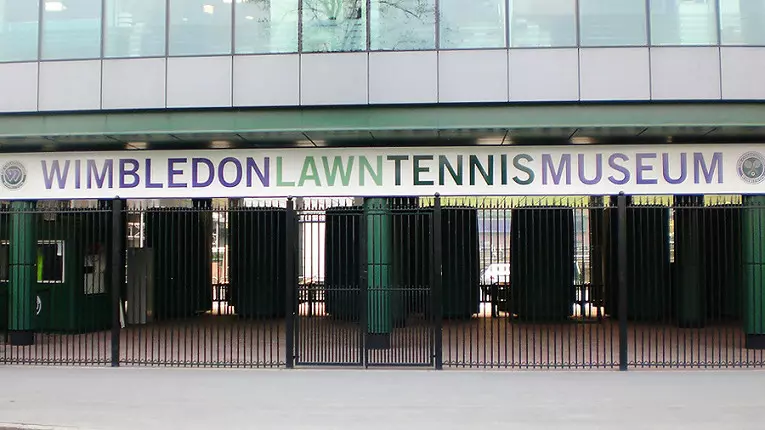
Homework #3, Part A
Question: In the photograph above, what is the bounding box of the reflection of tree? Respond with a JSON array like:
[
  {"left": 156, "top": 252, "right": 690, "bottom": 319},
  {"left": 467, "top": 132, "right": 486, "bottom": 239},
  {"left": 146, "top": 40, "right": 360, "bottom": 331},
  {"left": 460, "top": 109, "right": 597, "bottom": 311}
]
[{"left": 302, "top": 0, "right": 435, "bottom": 51}]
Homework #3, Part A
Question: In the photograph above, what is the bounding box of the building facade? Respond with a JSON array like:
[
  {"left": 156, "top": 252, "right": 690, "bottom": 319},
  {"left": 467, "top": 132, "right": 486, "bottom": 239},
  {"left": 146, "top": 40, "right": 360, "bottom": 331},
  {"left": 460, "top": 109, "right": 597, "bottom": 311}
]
[{"left": 1, "top": 0, "right": 765, "bottom": 370}]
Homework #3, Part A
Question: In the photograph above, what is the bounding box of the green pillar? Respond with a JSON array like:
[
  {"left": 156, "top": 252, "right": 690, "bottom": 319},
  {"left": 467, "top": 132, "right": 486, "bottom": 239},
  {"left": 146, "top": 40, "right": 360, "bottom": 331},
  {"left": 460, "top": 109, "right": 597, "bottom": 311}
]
[
  {"left": 744, "top": 195, "right": 765, "bottom": 349},
  {"left": 675, "top": 195, "right": 705, "bottom": 328},
  {"left": 365, "top": 198, "right": 392, "bottom": 350},
  {"left": 8, "top": 201, "right": 36, "bottom": 346}
]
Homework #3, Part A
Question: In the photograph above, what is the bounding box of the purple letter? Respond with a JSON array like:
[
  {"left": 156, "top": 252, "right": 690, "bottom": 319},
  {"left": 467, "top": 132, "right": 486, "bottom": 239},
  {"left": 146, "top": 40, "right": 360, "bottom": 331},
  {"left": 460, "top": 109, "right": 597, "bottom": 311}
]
[
  {"left": 218, "top": 157, "right": 243, "bottom": 188},
  {"left": 608, "top": 153, "right": 630, "bottom": 185},
  {"left": 246, "top": 157, "right": 270, "bottom": 187},
  {"left": 662, "top": 153, "right": 687, "bottom": 185},
  {"left": 694, "top": 152, "right": 723, "bottom": 184},
  {"left": 542, "top": 154, "right": 571, "bottom": 185},
  {"left": 192, "top": 158, "right": 214, "bottom": 188},
  {"left": 577, "top": 153, "right": 602, "bottom": 185},
  {"left": 120, "top": 159, "right": 139, "bottom": 188},
  {"left": 635, "top": 153, "right": 657, "bottom": 185},
  {"left": 145, "top": 159, "right": 163, "bottom": 189},
  {"left": 41, "top": 160, "right": 70, "bottom": 189},
  {"left": 86, "top": 159, "right": 114, "bottom": 189},
  {"left": 168, "top": 158, "right": 187, "bottom": 188}
]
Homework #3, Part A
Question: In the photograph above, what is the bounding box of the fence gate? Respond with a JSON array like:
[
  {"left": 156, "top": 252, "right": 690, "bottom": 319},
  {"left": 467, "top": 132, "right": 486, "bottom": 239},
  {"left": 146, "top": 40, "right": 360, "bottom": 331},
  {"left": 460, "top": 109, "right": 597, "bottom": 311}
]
[{"left": 294, "top": 199, "right": 435, "bottom": 367}]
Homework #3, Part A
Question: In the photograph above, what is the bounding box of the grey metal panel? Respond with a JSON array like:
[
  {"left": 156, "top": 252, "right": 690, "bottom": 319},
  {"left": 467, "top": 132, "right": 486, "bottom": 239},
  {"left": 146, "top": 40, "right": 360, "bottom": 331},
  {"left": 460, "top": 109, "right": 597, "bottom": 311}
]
[
  {"left": 580, "top": 48, "right": 650, "bottom": 101},
  {"left": 368, "top": 51, "right": 438, "bottom": 104},
  {"left": 300, "top": 53, "right": 368, "bottom": 106},
  {"left": 650, "top": 47, "right": 721, "bottom": 100},
  {"left": 720, "top": 47, "right": 765, "bottom": 100},
  {"left": 102, "top": 58, "right": 167, "bottom": 110},
  {"left": 509, "top": 48, "right": 578, "bottom": 102},
  {"left": 233, "top": 54, "right": 300, "bottom": 107},
  {"left": 438, "top": 50, "right": 509, "bottom": 103},
  {"left": 38, "top": 60, "right": 102, "bottom": 112},
  {"left": 0, "top": 62, "right": 39, "bottom": 113},
  {"left": 166, "top": 56, "right": 233, "bottom": 108}
]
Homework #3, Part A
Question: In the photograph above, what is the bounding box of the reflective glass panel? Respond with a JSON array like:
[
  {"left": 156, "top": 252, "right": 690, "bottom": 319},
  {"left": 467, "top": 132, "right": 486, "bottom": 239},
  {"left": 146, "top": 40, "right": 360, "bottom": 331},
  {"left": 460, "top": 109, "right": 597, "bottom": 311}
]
[
  {"left": 41, "top": 0, "right": 102, "bottom": 60},
  {"left": 439, "top": 0, "right": 506, "bottom": 49},
  {"left": 169, "top": 0, "right": 232, "bottom": 56},
  {"left": 509, "top": 0, "right": 576, "bottom": 47},
  {"left": 105, "top": 0, "right": 166, "bottom": 57},
  {"left": 235, "top": 0, "right": 298, "bottom": 54},
  {"left": 579, "top": 0, "right": 648, "bottom": 46},
  {"left": 650, "top": 0, "right": 718, "bottom": 45},
  {"left": 0, "top": 0, "right": 39, "bottom": 62},
  {"left": 370, "top": 0, "right": 436, "bottom": 50},
  {"left": 302, "top": 0, "right": 366, "bottom": 52},
  {"left": 719, "top": 0, "right": 765, "bottom": 45}
]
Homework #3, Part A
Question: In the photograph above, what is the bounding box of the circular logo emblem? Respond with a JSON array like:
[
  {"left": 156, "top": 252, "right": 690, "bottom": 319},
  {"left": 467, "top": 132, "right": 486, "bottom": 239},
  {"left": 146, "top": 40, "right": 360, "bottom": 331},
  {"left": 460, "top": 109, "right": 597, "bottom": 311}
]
[
  {"left": 1, "top": 161, "right": 26, "bottom": 190},
  {"left": 737, "top": 152, "right": 765, "bottom": 184},
  {"left": 36, "top": 295, "right": 42, "bottom": 316}
]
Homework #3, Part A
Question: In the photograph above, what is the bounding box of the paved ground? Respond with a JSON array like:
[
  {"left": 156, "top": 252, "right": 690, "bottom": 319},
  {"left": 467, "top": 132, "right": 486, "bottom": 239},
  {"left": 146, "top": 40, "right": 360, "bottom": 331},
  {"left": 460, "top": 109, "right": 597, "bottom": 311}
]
[{"left": 0, "top": 367, "right": 764, "bottom": 430}]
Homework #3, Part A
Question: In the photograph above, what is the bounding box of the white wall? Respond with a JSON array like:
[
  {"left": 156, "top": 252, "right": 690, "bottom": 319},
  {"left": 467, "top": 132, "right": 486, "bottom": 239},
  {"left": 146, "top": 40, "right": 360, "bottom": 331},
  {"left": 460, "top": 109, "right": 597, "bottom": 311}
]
[{"left": 0, "top": 47, "right": 761, "bottom": 113}]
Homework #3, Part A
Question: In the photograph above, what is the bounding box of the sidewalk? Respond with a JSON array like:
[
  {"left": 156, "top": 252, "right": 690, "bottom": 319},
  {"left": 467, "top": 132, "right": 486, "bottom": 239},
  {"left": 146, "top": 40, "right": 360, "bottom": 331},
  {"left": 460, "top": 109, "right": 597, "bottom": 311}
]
[{"left": 1, "top": 366, "right": 764, "bottom": 430}]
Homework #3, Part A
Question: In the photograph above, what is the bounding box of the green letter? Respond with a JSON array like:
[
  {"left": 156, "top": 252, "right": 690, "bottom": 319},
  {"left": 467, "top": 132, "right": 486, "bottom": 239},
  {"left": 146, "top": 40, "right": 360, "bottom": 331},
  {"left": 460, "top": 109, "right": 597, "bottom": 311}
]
[
  {"left": 276, "top": 156, "right": 295, "bottom": 187},
  {"left": 322, "top": 156, "right": 354, "bottom": 187},
  {"left": 469, "top": 155, "right": 494, "bottom": 186},
  {"left": 386, "top": 155, "right": 408, "bottom": 186},
  {"left": 298, "top": 156, "right": 322, "bottom": 187},
  {"left": 439, "top": 155, "right": 463, "bottom": 185},
  {"left": 513, "top": 154, "right": 534, "bottom": 185},
  {"left": 360, "top": 156, "right": 383, "bottom": 186},
  {"left": 413, "top": 155, "right": 434, "bottom": 186}
]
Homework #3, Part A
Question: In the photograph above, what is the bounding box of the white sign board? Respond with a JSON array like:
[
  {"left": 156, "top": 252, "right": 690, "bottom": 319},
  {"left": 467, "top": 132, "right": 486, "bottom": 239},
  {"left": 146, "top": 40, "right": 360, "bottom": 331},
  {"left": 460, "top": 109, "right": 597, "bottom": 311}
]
[{"left": 0, "top": 144, "right": 763, "bottom": 199}]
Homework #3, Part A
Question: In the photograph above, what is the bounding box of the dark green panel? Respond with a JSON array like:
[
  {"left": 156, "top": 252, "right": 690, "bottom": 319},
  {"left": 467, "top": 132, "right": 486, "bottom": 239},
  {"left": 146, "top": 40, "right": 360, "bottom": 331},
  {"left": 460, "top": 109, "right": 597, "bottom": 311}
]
[
  {"left": 229, "top": 207, "right": 289, "bottom": 319},
  {"left": 508, "top": 207, "right": 576, "bottom": 322}
]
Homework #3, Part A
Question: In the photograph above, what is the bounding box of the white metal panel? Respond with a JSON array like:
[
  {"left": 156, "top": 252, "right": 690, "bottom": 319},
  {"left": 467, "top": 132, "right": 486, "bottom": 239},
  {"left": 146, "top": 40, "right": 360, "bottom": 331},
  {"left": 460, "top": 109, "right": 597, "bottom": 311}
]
[
  {"left": 300, "top": 53, "right": 368, "bottom": 106},
  {"left": 580, "top": 48, "right": 650, "bottom": 101},
  {"left": 39, "top": 60, "right": 102, "bottom": 112},
  {"left": 509, "top": 48, "right": 579, "bottom": 102},
  {"left": 0, "top": 62, "right": 38, "bottom": 112},
  {"left": 234, "top": 54, "right": 300, "bottom": 107},
  {"left": 720, "top": 47, "right": 765, "bottom": 100},
  {"left": 650, "top": 47, "right": 721, "bottom": 100},
  {"left": 438, "top": 50, "right": 509, "bottom": 103},
  {"left": 166, "top": 56, "right": 233, "bottom": 108},
  {"left": 369, "top": 51, "right": 438, "bottom": 104},
  {"left": 102, "top": 58, "right": 166, "bottom": 110}
]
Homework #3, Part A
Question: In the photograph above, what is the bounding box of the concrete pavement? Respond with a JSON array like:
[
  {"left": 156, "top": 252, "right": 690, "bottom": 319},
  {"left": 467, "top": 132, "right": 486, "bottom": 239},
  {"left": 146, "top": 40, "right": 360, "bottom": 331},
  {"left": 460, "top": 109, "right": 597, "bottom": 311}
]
[{"left": 1, "top": 366, "right": 764, "bottom": 430}]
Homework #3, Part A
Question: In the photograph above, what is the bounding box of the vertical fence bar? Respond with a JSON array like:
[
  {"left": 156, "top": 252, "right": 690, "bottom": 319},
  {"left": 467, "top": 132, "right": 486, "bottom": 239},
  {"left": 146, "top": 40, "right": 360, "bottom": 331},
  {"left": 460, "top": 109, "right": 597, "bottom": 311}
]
[
  {"left": 433, "top": 194, "right": 443, "bottom": 370},
  {"left": 285, "top": 198, "right": 296, "bottom": 369},
  {"left": 360, "top": 201, "right": 369, "bottom": 367},
  {"left": 617, "top": 192, "right": 628, "bottom": 371},
  {"left": 111, "top": 198, "right": 124, "bottom": 367}
]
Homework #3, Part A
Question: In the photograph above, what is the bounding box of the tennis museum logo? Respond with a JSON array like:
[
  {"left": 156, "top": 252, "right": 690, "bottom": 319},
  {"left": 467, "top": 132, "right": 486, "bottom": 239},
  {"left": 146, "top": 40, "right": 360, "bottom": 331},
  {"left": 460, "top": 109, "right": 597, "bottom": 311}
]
[
  {"left": 737, "top": 152, "right": 765, "bottom": 185},
  {"left": 1, "top": 161, "right": 27, "bottom": 190}
]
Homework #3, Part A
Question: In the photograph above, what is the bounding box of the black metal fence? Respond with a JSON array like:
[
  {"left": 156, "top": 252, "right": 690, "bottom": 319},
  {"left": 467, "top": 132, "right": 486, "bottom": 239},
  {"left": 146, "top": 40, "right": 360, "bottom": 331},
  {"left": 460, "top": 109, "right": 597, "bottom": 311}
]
[{"left": 1, "top": 195, "right": 764, "bottom": 369}]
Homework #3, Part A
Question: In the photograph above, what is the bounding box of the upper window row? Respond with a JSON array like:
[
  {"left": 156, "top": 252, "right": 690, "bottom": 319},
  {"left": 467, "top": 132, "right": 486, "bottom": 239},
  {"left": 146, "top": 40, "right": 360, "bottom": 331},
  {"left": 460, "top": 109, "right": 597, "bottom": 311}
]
[{"left": 0, "top": 0, "right": 763, "bottom": 62}]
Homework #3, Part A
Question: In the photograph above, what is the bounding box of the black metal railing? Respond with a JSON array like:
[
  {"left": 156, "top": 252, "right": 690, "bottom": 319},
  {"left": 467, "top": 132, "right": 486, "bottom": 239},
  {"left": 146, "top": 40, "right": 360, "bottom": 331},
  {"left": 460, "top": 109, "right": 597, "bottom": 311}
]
[{"left": 1, "top": 194, "right": 763, "bottom": 370}]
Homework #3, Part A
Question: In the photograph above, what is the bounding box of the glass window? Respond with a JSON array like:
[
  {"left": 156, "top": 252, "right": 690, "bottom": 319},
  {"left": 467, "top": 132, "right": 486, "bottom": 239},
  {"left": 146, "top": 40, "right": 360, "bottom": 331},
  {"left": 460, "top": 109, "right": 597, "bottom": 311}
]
[
  {"left": 0, "top": 0, "right": 39, "bottom": 62},
  {"left": 370, "top": 0, "right": 436, "bottom": 50},
  {"left": 650, "top": 0, "right": 718, "bottom": 45},
  {"left": 509, "top": 0, "right": 576, "bottom": 47},
  {"left": 579, "top": 0, "right": 648, "bottom": 46},
  {"left": 41, "top": 0, "right": 102, "bottom": 60},
  {"left": 439, "top": 0, "right": 506, "bottom": 49},
  {"left": 37, "top": 241, "right": 65, "bottom": 283},
  {"left": 169, "top": 0, "right": 232, "bottom": 56},
  {"left": 719, "top": 0, "right": 765, "bottom": 45},
  {"left": 104, "top": 0, "right": 166, "bottom": 58},
  {"left": 235, "top": 0, "right": 298, "bottom": 54},
  {"left": 302, "top": 0, "right": 366, "bottom": 52}
]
